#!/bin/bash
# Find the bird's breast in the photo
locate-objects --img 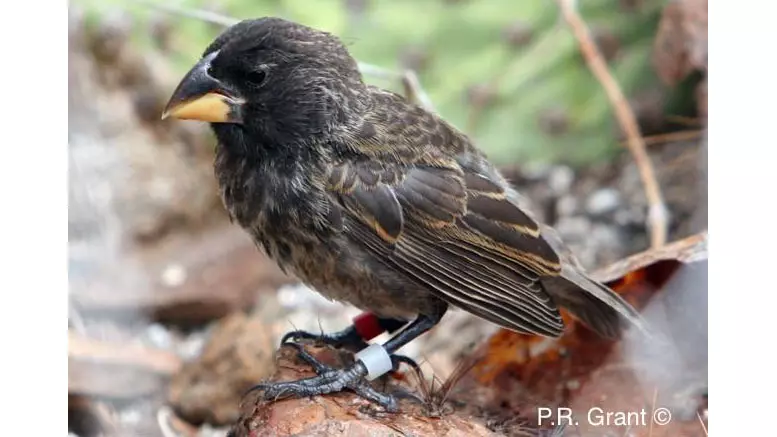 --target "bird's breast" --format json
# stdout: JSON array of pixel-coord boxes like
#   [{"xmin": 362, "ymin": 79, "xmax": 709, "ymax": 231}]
[{"xmin": 214, "ymin": 146, "xmax": 335, "ymax": 264}]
